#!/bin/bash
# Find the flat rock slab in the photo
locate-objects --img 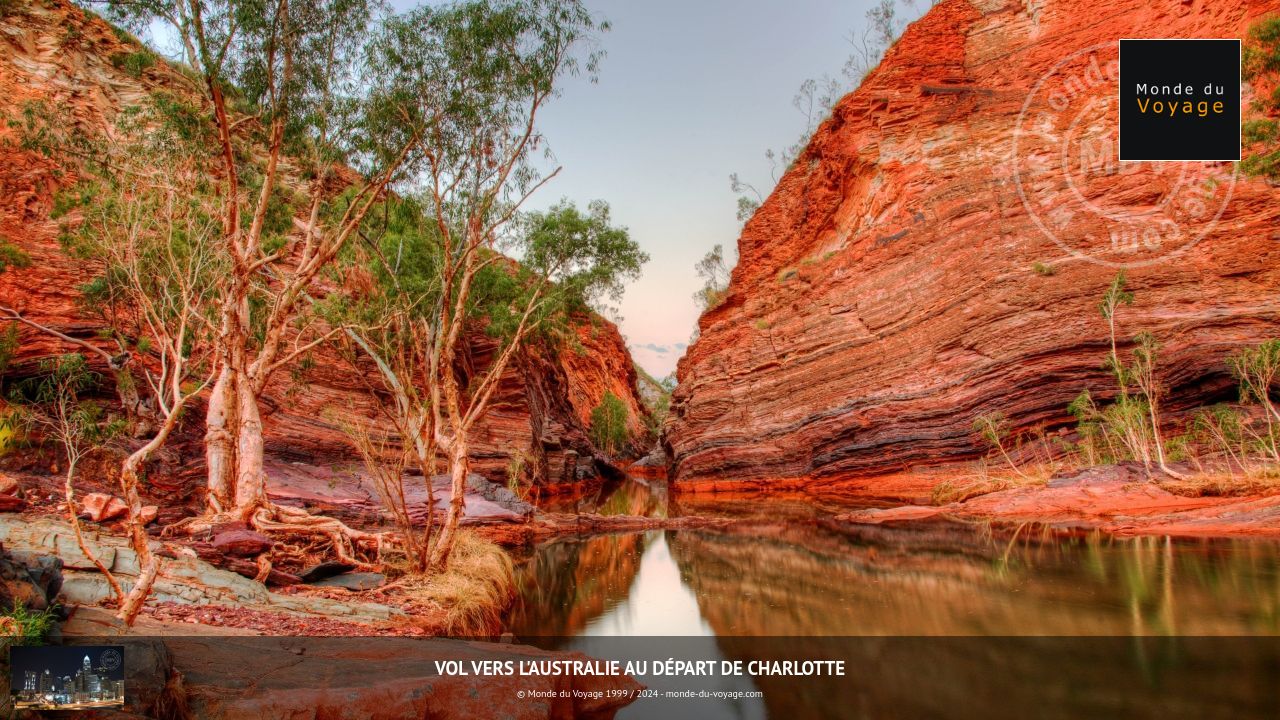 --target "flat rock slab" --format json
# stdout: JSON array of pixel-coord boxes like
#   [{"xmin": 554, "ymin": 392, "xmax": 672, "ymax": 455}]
[
  {"xmin": 838, "ymin": 505, "xmax": 946, "ymax": 525},
  {"xmin": 0, "ymin": 516, "xmax": 403, "ymax": 624},
  {"xmin": 310, "ymin": 572, "xmax": 385, "ymax": 591},
  {"xmin": 265, "ymin": 459, "xmax": 533, "ymax": 525}
]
